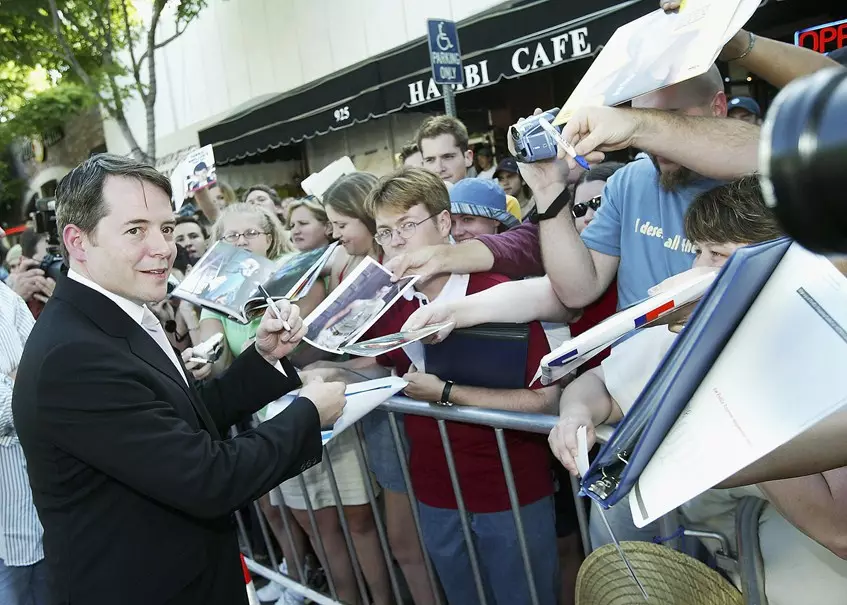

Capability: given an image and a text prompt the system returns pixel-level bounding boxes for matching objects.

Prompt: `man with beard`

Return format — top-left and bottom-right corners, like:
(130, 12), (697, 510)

(388, 65), (754, 309)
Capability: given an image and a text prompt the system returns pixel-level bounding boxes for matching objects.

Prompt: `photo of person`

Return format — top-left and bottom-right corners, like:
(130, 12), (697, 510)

(201, 257), (263, 308)
(186, 161), (217, 192)
(303, 257), (418, 353)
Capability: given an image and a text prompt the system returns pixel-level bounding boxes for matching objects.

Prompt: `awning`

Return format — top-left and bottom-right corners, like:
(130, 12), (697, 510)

(199, 0), (653, 165)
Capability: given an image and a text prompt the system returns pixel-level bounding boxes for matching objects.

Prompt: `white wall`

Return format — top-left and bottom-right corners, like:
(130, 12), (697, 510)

(106, 0), (507, 159)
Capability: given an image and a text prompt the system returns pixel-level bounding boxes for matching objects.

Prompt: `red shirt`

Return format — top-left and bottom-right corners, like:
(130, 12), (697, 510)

(364, 272), (553, 513)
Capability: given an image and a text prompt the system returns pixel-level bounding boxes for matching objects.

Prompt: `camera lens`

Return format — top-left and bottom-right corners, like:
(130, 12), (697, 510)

(759, 67), (847, 253)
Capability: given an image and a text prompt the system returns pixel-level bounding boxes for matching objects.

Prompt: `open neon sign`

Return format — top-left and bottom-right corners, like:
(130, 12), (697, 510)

(795, 18), (847, 53)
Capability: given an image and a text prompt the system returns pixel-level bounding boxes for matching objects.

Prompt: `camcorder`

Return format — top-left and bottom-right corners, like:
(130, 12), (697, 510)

(510, 107), (562, 163)
(33, 198), (65, 282)
(759, 67), (846, 254)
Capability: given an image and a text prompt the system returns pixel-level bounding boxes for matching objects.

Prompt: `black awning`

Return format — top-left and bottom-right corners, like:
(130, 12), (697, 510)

(199, 0), (653, 165)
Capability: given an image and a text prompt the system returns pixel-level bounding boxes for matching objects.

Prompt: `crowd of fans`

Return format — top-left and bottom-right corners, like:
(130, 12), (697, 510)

(2, 12), (847, 605)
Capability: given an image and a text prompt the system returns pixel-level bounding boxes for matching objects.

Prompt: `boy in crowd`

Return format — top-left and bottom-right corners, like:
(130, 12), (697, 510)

(363, 167), (561, 605)
(548, 176), (847, 605)
(417, 116), (474, 184)
(174, 216), (209, 265)
(449, 178), (519, 242)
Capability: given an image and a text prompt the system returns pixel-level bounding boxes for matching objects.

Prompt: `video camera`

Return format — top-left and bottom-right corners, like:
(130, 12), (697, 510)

(758, 67), (846, 254)
(33, 198), (65, 282)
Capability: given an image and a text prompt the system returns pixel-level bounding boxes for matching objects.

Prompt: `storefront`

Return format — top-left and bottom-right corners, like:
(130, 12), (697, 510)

(198, 0), (653, 175)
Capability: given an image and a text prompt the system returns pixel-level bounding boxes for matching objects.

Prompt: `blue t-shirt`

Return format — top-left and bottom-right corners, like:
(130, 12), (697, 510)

(580, 158), (723, 308)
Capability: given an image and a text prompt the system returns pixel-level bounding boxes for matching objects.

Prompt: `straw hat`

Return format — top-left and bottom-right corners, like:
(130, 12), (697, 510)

(576, 541), (742, 605)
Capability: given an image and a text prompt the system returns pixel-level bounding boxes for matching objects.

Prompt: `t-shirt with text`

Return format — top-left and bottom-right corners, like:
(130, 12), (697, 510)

(580, 158), (723, 308)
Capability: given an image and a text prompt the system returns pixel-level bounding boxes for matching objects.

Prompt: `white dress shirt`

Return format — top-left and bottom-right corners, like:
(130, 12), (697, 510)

(67, 269), (188, 384)
(0, 282), (44, 566)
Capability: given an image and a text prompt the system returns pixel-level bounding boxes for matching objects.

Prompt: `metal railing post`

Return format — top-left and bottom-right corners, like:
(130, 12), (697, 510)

(437, 419), (488, 605)
(323, 446), (370, 605)
(299, 474), (339, 601)
(388, 412), (444, 605)
(494, 428), (540, 605)
(353, 422), (405, 604)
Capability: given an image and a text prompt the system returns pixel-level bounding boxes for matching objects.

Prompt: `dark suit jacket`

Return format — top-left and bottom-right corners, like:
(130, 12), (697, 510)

(13, 275), (323, 605)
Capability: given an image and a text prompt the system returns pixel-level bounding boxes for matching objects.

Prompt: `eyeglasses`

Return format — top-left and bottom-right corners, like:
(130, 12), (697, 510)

(572, 195), (602, 218)
(220, 229), (268, 243)
(374, 214), (439, 246)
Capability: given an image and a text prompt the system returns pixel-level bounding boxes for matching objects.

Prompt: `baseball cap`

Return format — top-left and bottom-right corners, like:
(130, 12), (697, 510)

(828, 47), (847, 67)
(728, 96), (761, 117)
(505, 195), (522, 222)
(449, 179), (519, 230)
(493, 157), (519, 179)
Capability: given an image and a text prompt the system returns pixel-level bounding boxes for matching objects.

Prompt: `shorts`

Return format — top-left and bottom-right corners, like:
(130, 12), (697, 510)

(360, 410), (409, 493)
(271, 430), (376, 510)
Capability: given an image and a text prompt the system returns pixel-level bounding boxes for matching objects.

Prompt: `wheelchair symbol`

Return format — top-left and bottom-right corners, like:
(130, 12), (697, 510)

(435, 22), (454, 52)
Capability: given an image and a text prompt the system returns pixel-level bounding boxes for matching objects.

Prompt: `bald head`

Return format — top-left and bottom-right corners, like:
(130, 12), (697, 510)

(633, 64), (727, 117)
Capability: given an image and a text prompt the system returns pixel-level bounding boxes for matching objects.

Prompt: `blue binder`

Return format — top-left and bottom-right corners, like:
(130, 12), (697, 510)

(581, 237), (793, 508)
(424, 323), (530, 389)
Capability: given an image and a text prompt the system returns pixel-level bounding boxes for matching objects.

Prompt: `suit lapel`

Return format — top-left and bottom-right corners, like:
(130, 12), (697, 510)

(54, 275), (223, 440)
(125, 330), (221, 440)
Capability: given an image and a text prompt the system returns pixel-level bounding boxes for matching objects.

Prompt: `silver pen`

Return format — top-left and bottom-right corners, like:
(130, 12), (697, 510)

(257, 284), (292, 332)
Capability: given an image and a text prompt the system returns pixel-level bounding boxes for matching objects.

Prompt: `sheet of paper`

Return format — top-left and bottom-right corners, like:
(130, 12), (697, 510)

(323, 377), (408, 442)
(630, 245), (847, 527)
(553, 0), (753, 124)
(576, 425), (590, 477)
(264, 377), (407, 445)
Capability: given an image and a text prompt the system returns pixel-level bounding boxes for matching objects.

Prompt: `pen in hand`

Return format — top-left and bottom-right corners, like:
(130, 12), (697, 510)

(257, 284), (292, 332)
(537, 116), (591, 170)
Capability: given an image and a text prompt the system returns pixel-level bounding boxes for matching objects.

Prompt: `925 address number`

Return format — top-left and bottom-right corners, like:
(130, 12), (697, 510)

(334, 106), (350, 122)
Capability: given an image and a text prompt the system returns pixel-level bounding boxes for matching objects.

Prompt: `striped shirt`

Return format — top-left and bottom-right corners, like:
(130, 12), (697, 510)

(0, 281), (43, 566)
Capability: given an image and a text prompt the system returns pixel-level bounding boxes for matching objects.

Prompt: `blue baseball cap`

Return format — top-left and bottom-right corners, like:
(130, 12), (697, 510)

(449, 178), (520, 230)
(728, 96), (761, 117)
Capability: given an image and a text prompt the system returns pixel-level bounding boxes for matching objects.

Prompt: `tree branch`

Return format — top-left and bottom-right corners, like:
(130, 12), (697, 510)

(136, 23), (189, 66)
(46, 0), (95, 90)
(119, 0), (146, 104)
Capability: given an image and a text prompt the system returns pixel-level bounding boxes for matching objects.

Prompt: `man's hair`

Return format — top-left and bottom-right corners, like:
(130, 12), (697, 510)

(56, 153), (172, 258)
(175, 215), (208, 238)
(365, 167), (449, 219)
(210, 202), (292, 259)
(398, 142), (420, 163)
(676, 64), (725, 108)
(684, 176), (783, 245)
(323, 172), (379, 234)
(194, 162), (208, 173)
(416, 115), (469, 152)
(576, 161), (627, 187)
(244, 184), (282, 206)
(20, 228), (46, 258)
(286, 196), (328, 228)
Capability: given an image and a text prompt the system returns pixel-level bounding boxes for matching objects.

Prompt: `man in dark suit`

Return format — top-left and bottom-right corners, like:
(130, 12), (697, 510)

(12, 154), (346, 605)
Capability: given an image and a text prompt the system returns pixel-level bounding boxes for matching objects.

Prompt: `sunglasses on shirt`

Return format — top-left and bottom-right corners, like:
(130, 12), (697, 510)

(572, 195), (601, 218)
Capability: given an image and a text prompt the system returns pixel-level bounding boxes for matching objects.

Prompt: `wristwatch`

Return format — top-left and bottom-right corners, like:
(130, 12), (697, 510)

(529, 188), (571, 223)
(437, 381), (454, 407)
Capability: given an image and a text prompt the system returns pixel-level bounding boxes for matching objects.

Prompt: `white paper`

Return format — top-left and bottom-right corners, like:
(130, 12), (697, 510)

(264, 377), (408, 445)
(301, 156), (356, 201)
(630, 245), (847, 527)
(576, 425), (590, 477)
(554, 0), (757, 124)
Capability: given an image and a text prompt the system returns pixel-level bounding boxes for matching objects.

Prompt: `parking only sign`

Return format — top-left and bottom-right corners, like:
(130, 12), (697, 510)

(427, 19), (464, 86)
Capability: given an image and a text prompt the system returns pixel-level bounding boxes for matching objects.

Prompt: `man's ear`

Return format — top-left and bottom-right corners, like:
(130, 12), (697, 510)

(436, 210), (452, 237)
(712, 90), (728, 118)
(464, 149), (474, 169)
(63, 224), (88, 263)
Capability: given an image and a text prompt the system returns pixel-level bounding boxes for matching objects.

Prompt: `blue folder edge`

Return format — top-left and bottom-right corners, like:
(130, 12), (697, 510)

(580, 237), (793, 508)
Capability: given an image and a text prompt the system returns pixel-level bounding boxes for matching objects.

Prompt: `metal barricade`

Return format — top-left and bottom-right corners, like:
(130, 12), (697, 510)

(235, 395), (589, 605)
